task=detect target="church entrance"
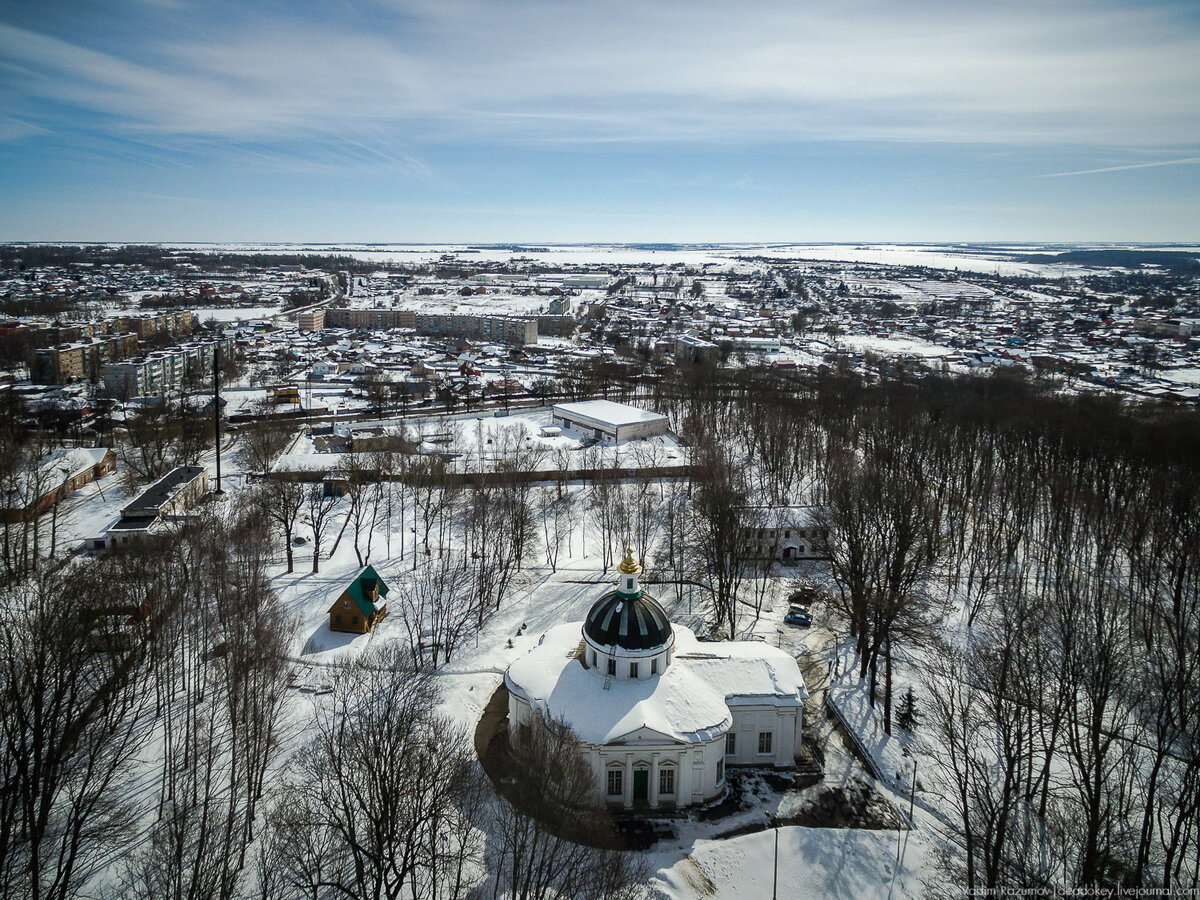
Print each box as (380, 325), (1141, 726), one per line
(633, 769), (649, 801)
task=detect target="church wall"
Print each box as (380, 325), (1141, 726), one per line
(725, 704), (802, 767)
(593, 734), (726, 809)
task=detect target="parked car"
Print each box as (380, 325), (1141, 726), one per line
(784, 605), (812, 628)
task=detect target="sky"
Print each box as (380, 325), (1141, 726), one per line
(1, 0), (1199, 243)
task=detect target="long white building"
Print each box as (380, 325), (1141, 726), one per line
(550, 399), (669, 444)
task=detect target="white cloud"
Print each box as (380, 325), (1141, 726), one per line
(1, 0), (1199, 149)
(1038, 156), (1200, 177)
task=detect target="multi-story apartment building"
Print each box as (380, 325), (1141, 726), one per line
(324, 308), (417, 330)
(413, 312), (537, 345)
(297, 308), (325, 332)
(101, 338), (232, 399)
(324, 308), (538, 345)
(32, 332), (139, 384)
(675, 334), (721, 367)
(107, 310), (194, 340)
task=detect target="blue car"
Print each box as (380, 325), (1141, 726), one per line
(784, 606), (812, 628)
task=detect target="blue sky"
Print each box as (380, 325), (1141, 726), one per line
(1, 0), (1199, 242)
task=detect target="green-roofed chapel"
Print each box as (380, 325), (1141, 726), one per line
(327, 565), (390, 634)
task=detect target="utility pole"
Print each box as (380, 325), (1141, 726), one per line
(772, 825), (779, 900)
(213, 342), (223, 494)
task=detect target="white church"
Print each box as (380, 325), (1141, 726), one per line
(504, 551), (808, 810)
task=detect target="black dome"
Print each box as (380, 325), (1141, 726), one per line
(583, 591), (672, 651)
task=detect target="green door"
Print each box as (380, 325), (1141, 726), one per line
(633, 769), (648, 801)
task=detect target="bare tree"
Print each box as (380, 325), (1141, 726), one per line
(302, 485), (337, 574)
(396, 552), (478, 670)
(490, 715), (648, 900)
(0, 567), (153, 900)
(258, 478), (306, 573)
(266, 653), (487, 900)
(690, 441), (751, 638)
(240, 404), (293, 477)
(341, 455), (384, 567)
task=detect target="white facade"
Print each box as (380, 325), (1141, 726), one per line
(742, 505), (830, 562)
(550, 399), (669, 444)
(504, 559), (807, 810)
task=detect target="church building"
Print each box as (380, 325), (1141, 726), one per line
(504, 550), (807, 810)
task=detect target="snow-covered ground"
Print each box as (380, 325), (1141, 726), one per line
(254, 487), (946, 897)
(194, 305), (282, 323)
(835, 333), (956, 359)
(40, 423), (951, 898)
(653, 823), (934, 899)
(274, 407), (688, 475)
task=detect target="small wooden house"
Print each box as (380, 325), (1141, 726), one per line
(328, 565), (389, 634)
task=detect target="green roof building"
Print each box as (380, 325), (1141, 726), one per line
(327, 565), (390, 634)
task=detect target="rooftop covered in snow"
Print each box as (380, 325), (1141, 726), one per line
(504, 622), (806, 746)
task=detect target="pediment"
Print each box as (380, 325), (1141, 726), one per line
(604, 725), (682, 746)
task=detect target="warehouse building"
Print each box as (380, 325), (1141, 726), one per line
(550, 399), (669, 444)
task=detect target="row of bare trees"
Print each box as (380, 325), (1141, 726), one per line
(0, 496), (294, 900)
(3, 482), (637, 899)
(639, 365), (1200, 892)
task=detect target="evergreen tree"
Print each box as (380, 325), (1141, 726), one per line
(897, 686), (921, 733)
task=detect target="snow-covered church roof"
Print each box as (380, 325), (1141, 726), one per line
(504, 622), (807, 746)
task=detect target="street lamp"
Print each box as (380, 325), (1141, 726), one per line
(898, 748), (916, 864)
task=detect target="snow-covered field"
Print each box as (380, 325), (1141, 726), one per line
(194, 305), (282, 323)
(162, 241), (1121, 278)
(835, 333), (956, 359)
(274, 407), (688, 475)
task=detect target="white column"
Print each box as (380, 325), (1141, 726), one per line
(592, 752), (605, 804)
(649, 753), (660, 809)
(623, 754), (633, 809)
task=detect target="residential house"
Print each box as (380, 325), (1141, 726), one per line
(327, 565), (390, 634)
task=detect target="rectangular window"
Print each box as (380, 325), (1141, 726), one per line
(726, 732), (736, 755)
(758, 732), (773, 755)
(716, 759), (724, 782)
(659, 768), (675, 795)
(607, 769), (622, 796)
(607, 658), (616, 676)
(629, 662), (638, 678)
(651, 658), (658, 675)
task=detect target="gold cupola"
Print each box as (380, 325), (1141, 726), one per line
(615, 547), (642, 598)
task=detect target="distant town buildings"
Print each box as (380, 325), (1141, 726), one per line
(29, 311), (196, 385)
